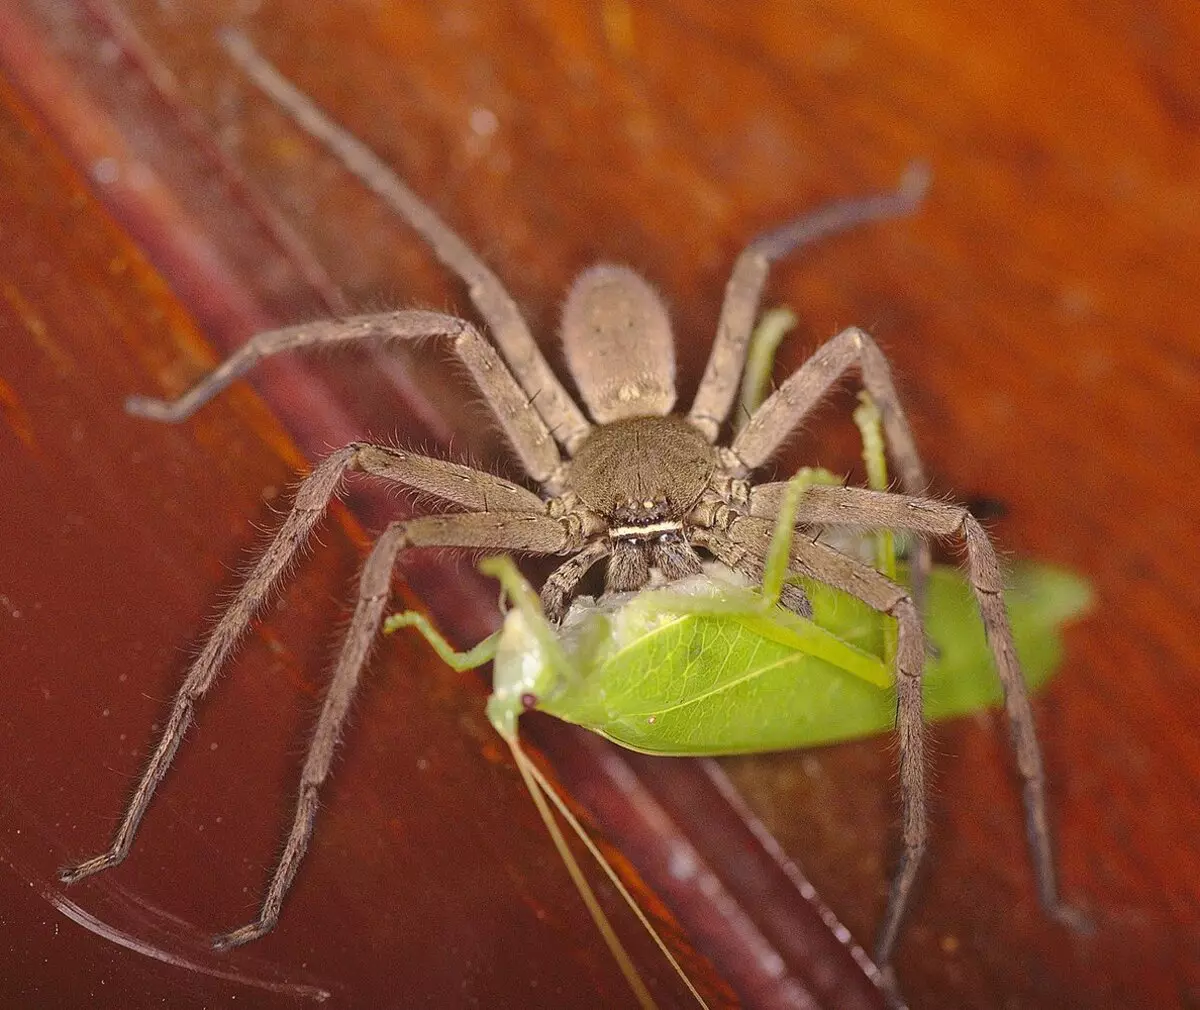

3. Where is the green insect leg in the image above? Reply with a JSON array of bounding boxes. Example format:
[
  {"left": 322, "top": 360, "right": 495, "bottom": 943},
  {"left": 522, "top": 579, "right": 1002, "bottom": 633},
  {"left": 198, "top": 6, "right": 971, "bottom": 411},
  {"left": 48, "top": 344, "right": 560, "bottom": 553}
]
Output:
[
  {"left": 853, "top": 392, "right": 899, "bottom": 663},
  {"left": 735, "top": 306, "right": 797, "bottom": 431},
  {"left": 382, "top": 611, "right": 499, "bottom": 670}
]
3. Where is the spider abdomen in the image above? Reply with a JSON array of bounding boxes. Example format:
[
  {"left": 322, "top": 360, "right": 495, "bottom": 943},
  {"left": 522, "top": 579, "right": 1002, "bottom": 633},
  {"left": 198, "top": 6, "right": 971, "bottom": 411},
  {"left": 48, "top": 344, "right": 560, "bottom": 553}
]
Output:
[{"left": 560, "top": 265, "right": 677, "bottom": 423}]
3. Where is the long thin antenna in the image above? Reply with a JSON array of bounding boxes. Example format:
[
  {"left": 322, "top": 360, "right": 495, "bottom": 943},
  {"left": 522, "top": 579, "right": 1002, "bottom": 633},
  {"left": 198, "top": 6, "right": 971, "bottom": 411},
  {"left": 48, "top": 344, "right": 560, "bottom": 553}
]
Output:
[{"left": 512, "top": 740, "right": 711, "bottom": 1009}]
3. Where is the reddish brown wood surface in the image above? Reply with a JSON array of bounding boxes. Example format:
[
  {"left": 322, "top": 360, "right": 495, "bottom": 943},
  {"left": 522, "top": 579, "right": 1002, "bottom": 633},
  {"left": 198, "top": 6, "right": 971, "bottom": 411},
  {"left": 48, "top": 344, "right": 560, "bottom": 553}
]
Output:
[{"left": 2, "top": 2, "right": 1198, "bottom": 1008}]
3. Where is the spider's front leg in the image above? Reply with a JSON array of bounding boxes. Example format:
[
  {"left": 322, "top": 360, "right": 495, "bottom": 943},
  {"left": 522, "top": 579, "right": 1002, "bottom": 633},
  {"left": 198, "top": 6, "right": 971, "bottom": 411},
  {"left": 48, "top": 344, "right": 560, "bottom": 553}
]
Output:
[
  {"left": 61, "top": 438, "right": 572, "bottom": 949},
  {"left": 59, "top": 443, "right": 365, "bottom": 890},
  {"left": 751, "top": 482, "right": 1088, "bottom": 935},
  {"left": 695, "top": 518, "right": 929, "bottom": 971},
  {"left": 212, "top": 507, "right": 573, "bottom": 949}
]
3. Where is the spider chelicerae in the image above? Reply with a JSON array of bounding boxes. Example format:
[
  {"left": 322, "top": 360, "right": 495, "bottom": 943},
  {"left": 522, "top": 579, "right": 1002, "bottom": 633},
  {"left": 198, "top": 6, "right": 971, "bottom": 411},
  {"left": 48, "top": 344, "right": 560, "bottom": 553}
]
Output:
[{"left": 61, "top": 29, "right": 1081, "bottom": 976}]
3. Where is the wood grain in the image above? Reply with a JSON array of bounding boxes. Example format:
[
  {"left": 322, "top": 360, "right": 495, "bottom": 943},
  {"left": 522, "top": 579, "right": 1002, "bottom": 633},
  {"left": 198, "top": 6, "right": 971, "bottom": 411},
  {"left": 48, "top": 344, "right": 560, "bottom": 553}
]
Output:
[{"left": 2, "top": 2, "right": 1197, "bottom": 1007}]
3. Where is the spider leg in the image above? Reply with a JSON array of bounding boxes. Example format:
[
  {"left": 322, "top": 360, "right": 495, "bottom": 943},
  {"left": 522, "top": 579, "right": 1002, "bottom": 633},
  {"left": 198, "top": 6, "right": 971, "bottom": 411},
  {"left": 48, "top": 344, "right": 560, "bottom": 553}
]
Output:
[
  {"left": 219, "top": 29, "right": 591, "bottom": 454},
  {"left": 60, "top": 444, "right": 361, "bottom": 889},
  {"left": 541, "top": 541, "right": 609, "bottom": 622},
  {"left": 689, "top": 525, "right": 812, "bottom": 616},
  {"left": 751, "top": 482, "right": 1086, "bottom": 932},
  {"left": 696, "top": 518, "right": 928, "bottom": 971},
  {"left": 688, "top": 165, "right": 928, "bottom": 441},
  {"left": 352, "top": 443, "right": 545, "bottom": 513},
  {"left": 731, "top": 326, "right": 934, "bottom": 605},
  {"left": 61, "top": 443, "right": 559, "bottom": 909},
  {"left": 214, "top": 509, "right": 572, "bottom": 949},
  {"left": 128, "top": 311, "right": 563, "bottom": 487}
]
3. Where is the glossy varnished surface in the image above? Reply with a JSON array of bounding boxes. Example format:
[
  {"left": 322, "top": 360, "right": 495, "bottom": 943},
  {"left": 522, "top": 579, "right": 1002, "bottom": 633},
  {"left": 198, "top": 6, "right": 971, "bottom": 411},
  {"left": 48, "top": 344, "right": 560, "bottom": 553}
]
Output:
[{"left": 2, "top": 3, "right": 1197, "bottom": 1007}]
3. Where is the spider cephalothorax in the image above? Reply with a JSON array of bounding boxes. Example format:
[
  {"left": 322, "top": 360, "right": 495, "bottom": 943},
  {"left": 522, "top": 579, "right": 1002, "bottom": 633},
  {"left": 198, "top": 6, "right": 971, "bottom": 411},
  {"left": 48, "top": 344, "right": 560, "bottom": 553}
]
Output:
[
  {"left": 545, "top": 262, "right": 837, "bottom": 619},
  {"left": 62, "top": 29, "right": 1080, "bottom": 976}
]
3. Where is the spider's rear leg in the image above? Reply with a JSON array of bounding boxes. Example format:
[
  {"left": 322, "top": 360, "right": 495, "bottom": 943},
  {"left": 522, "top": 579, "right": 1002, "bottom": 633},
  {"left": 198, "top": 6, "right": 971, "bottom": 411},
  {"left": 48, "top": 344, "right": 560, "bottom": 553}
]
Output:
[
  {"left": 688, "top": 165, "right": 929, "bottom": 442},
  {"left": 219, "top": 28, "right": 592, "bottom": 454},
  {"left": 125, "top": 310, "right": 564, "bottom": 488},
  {"left": 755, "top": 482, "right": 1089, "bottom": 933}
]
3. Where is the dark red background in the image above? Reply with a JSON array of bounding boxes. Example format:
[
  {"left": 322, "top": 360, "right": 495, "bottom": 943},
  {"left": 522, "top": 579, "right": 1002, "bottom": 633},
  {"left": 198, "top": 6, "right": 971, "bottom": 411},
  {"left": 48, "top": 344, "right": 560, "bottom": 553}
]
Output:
[{"left": 2, "top": 3, "right": 1197, "bottom": 1008}]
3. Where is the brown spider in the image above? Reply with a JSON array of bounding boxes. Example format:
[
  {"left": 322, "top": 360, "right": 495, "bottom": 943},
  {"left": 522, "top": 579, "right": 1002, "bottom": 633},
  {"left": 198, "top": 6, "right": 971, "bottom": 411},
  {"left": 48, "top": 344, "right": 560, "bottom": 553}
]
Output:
[{"left": 61, "top": 30, "right": 1080, "bottom": 975}]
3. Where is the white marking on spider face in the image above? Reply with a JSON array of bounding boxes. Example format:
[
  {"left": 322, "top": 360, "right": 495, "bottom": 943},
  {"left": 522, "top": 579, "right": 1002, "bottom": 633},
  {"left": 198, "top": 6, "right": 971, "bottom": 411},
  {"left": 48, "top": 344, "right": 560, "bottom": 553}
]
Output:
[{"left": 609, "top": 520, "right": 682, "bottom": 540}]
